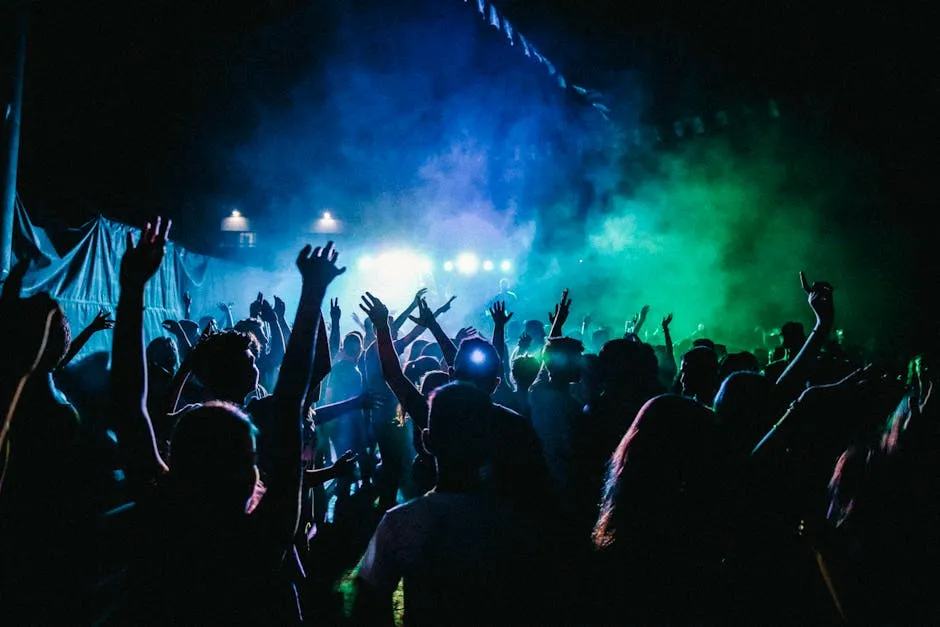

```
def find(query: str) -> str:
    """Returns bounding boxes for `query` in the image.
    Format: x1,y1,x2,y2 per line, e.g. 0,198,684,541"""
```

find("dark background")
3,0,937,353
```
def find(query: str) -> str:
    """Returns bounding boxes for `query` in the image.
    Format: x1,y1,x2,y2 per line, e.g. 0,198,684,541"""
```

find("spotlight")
231,210,241,218
322,211,333,221
443,261,454,272
358,256,374,270
456,252,479,275
500,260,511,272
482,260,494,271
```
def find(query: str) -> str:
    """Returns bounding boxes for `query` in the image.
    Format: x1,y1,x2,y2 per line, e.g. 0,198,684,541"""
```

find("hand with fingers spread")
412,287,429,306
120,217,172,289
517,331,532,352
360,292,391,331
407,297,436,328
217,301,234,314
296,241,346,289
90,308,115,333
800,271,835,331
455,326,478,344
330,298,342,323
489,300,514,327
0,256,31,305
250,293,263,319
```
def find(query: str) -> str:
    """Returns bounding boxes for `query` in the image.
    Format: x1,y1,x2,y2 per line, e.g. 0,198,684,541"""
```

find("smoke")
201,0,900,357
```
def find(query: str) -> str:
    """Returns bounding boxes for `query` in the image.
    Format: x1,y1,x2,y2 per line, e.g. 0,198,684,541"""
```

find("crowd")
0,217,937,625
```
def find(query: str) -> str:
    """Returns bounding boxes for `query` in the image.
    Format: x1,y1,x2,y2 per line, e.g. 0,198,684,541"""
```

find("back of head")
420,341,445,362
342,331,363,358
511,354,540,391
718,351,761,381
426,382,493,470
147,337,179,373
781,321,805,350
408,339,430,362
404,355,442,386
190,330,259,401
712,371,778,454
168,401,259,512
453,337,501,393
593,394,716,549
542,336,585,383
233,318,267,353
524,319,546,342
419,370,450,397
6,293,71,374
598,338,661,396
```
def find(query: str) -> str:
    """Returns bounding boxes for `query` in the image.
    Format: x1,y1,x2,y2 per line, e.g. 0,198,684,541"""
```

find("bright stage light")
456,252,479,275
443,261,454,272
500,260,511,272
231,210,241,218
482,260,494,271
358,256,374,270
322,211,333,221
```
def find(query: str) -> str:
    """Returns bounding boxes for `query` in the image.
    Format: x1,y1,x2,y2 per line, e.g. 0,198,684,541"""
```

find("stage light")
322,211,333,221
358,256,374,270
482,260,494,271
500,260,511,272
231,210,241,217
443,261,454,272
456,252,479,275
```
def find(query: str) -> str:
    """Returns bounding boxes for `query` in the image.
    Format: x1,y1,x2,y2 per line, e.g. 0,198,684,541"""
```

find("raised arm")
57,308,114,369
632,304,651,337
490,300,514,392
390,287,427,336
329,297,342,358
661,312,676,368
547,288,572,339
360,292,427,428
161,318,193,362
182,290,192,321
112,218,172,485
775,272,835,403
256,242,345,539
392,322,427,356
218,301,236,330
408,297,458,368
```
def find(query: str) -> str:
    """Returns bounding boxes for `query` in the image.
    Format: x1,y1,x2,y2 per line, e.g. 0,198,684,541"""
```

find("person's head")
408,339,430,362
679,346,720,404
542,336,585,384
510,355,540,392
168,401,259,514
597,338,662,398
425,381,493,479
524,319,547,344
190,330,260,403
404,355,442,386
198,315,217,333
590,328,611,354
342,331,363,360
712,371,778,455
451,337,501,394
419,369,450,398
234,317,268,355
8,293,71,374
179,319,200,347
592,394,717,550
421,341,445,363
718,351,761,381
147,336,179,373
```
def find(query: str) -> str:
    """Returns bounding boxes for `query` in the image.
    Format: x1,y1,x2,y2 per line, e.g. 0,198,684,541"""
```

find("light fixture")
456,252,480,275
231,210,241,218
500,260,511,272
482,260,494,271
443,261,455,272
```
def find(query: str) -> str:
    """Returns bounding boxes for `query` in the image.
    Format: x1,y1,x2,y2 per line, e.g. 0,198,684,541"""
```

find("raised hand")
359,292,391,330
273,295,286,319
412,287,429,305
217,301,233,314
331,450,358,478
489,300,513,326
548,288,572,329
296,241,346,288
182,291,192,309
259,297,277,322
330,297,341,322
436,295,457,315
455,326,479,344
662,312,673,331
407,297,436,328
800,271,835,330
120,217,172,289
0,256,30,305
250,292,263,319
517,331,532,352
89,308,115,332
640,304,651,318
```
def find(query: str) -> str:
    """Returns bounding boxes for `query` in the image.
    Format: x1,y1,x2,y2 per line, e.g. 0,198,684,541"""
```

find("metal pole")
0,1,28,280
